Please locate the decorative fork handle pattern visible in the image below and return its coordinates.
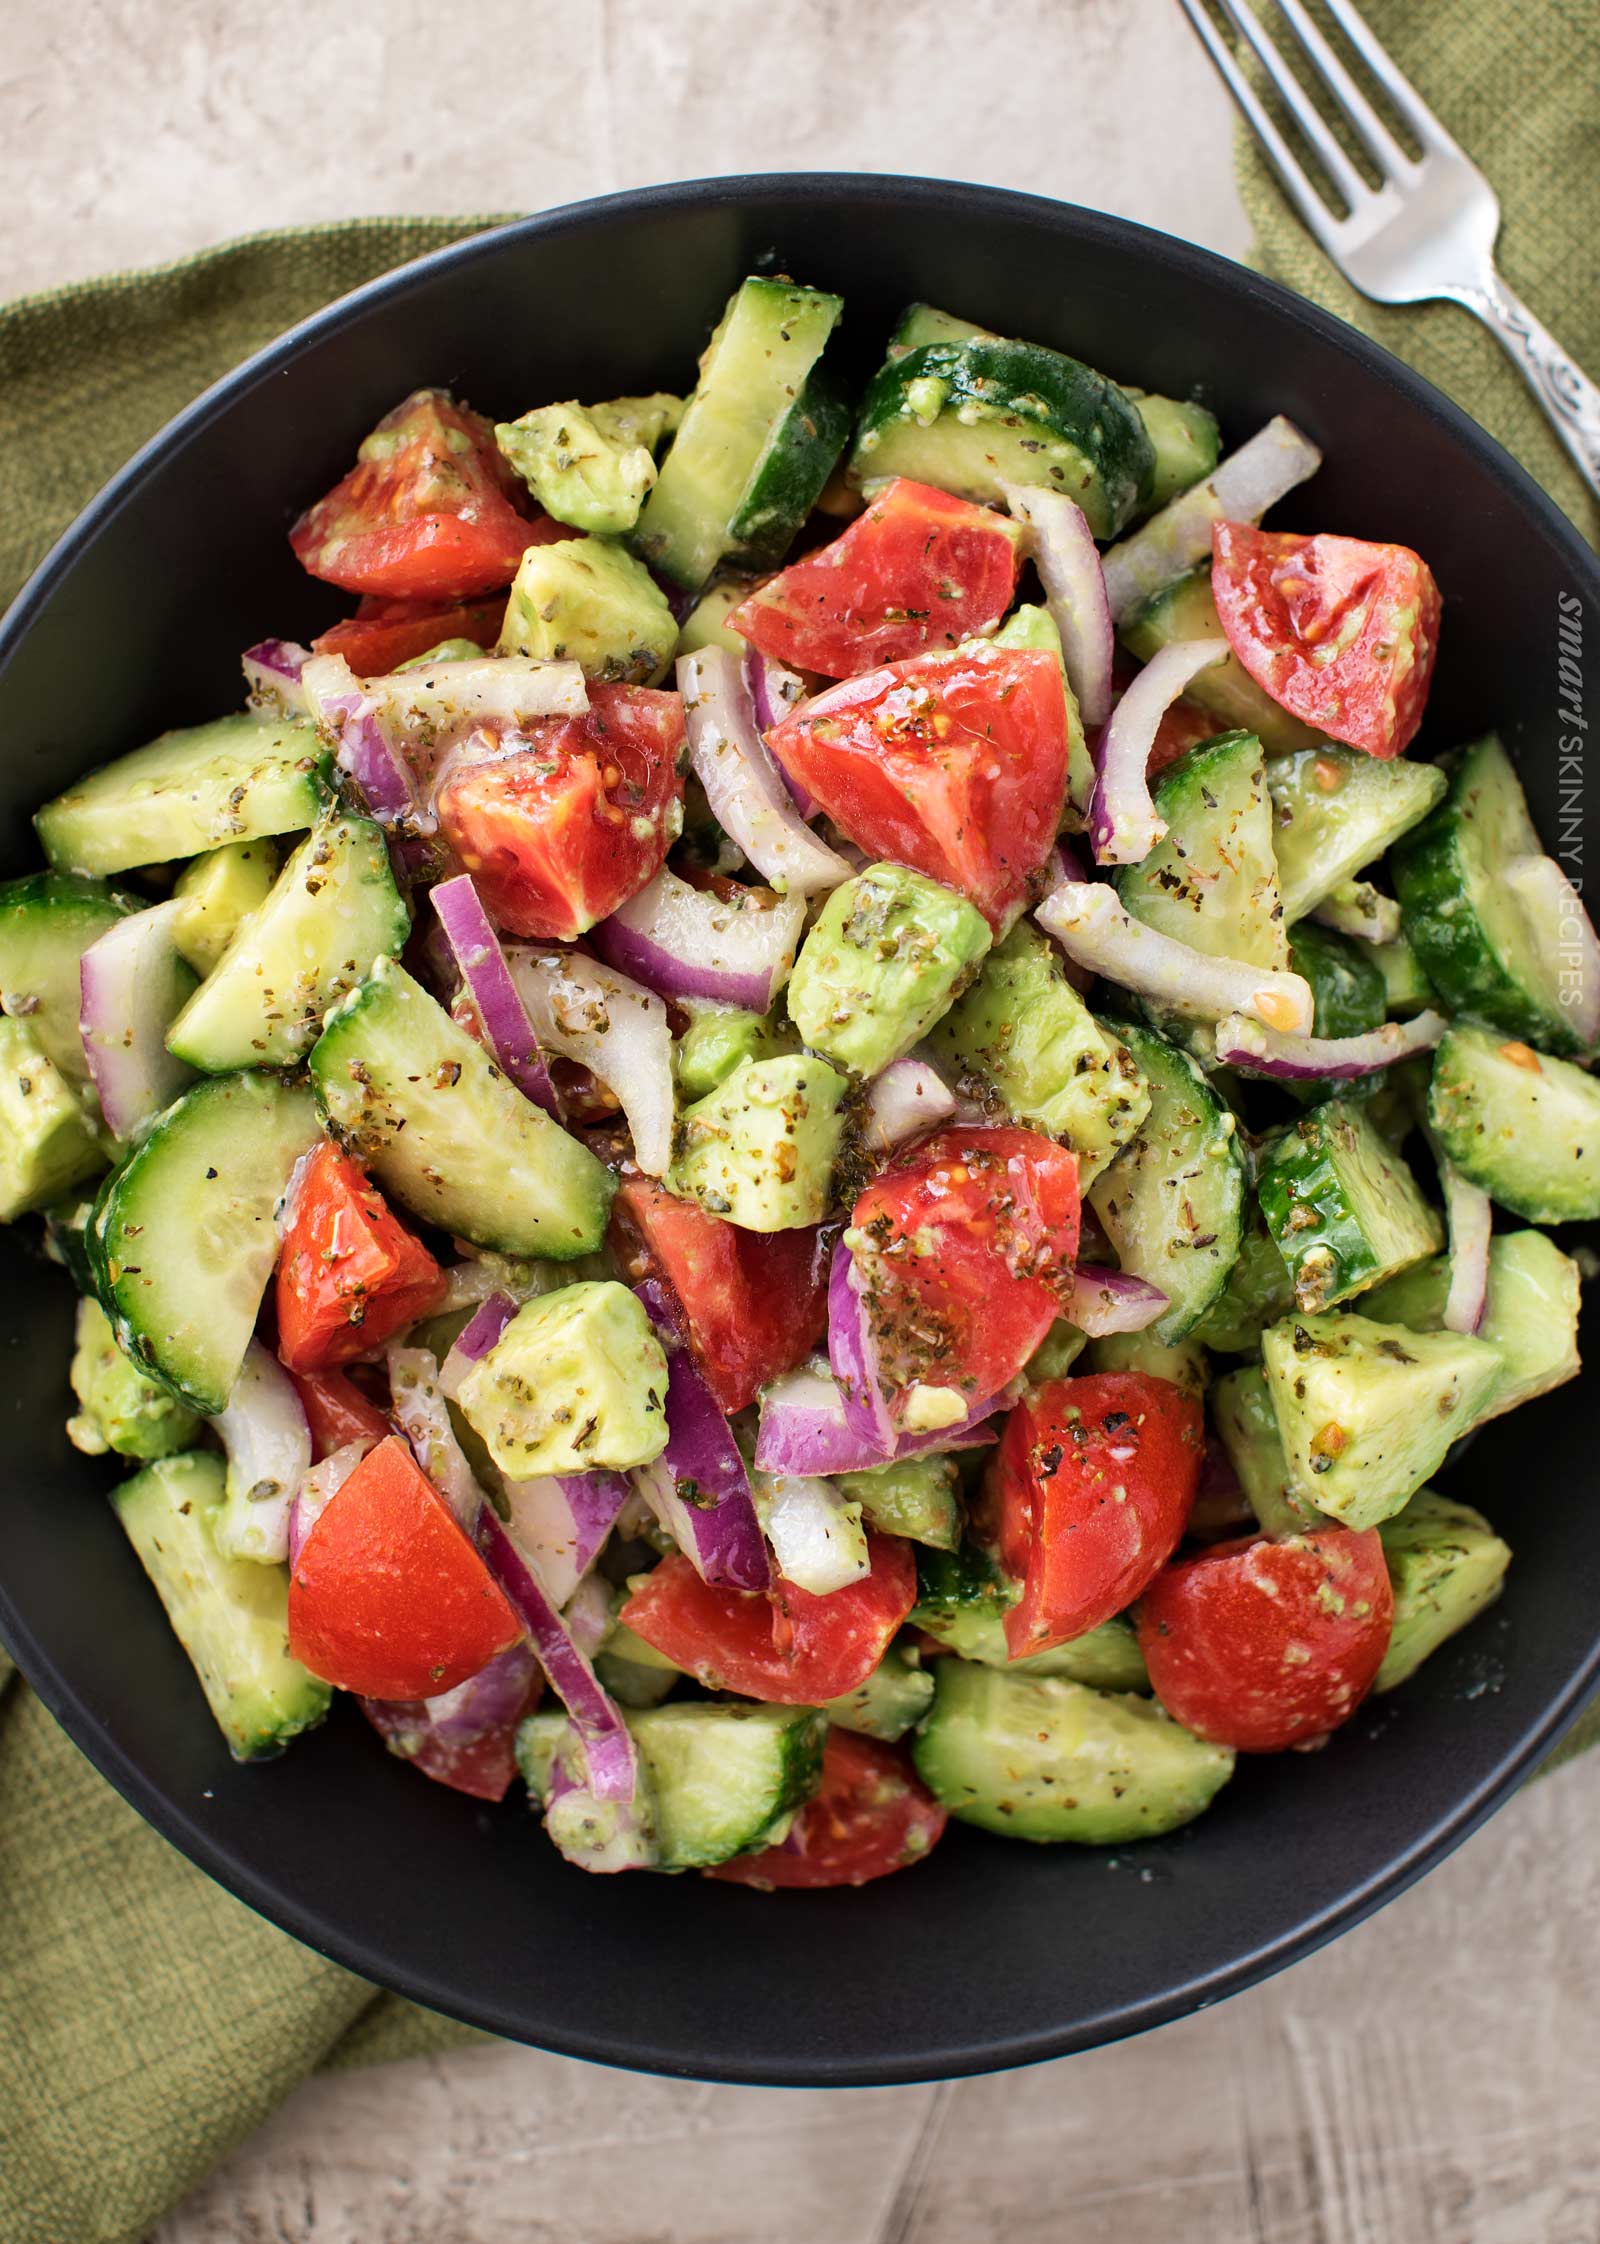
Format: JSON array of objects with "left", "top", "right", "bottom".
[{"left": 1457, "top": 270, "right": 1600, "bottom": 502}]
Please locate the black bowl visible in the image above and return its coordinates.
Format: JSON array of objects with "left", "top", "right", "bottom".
[{"left": 2, "top": 176, "right": 1597, "bottom": 2087}]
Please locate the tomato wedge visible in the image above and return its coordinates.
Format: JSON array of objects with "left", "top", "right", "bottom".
[
  {"left": 728, "top": 478, "right": 1022, "bottom": 677},
  {"left": 1210, "top": 522, "right": 1441, "bottom": 759},
  {"left": 311, "top": 593, "right": 510, "bottom": 676},
  {"left": 850, "top": 1126, "right": 1080, "bottom": 1417},
  {"left": 980, "top": 1372, "right": 1203, "bottom": 1657},
  {"left": 290, "top": 388, "right": 558, "bottom": 602},
  {"left": 288, "top": 1436, "right": 521, "bottom": 1699},
  {"left": 359, "top": 1651, "right": 542, "bottom": 1803},
  {"left": 764, "top": 643, "right": 1070, "bottom": 930},
  {"left": 1137, "top": 1527, "right": 1394, "bottom": 1752},
  {"left": 608, "top": 1176, "right": 831, "bottom": 1413},
  {"left": 706, "top": 1730, "right": 947, "bottom": 1888},
  {"left": 435, "top": 683, "right": 685, "bottom": 939},
  {"left": 289, "top": 1367, "right": 393, "bottom": 1460},
  {"left": 275, "top": 1142, "right": 446, "bottom": 1373},
  {"left": 620, "top": 1536, "right": 917, "bottom": 1705}
]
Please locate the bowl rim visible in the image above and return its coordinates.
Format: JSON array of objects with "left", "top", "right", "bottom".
[{"left": 3, "top": 171, "right": 1599, "bottom": 2086}]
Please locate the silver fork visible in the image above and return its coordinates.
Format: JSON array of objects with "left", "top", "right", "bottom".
[{"left": 1179, "top": 0, "right": 1600, "bottom": 503}]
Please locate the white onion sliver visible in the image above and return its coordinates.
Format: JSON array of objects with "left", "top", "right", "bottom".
[
  {"left": 753, "top": 1472, "right": 870, "bottom": 1596},
  {"left": 1308, "top": 880, "right": 1403, "bottom": 945},
  {"left": 508, "top": 946, "right": 674, "bottom": 1174},
  {"left": 1088, "top": 640, "right": 1226, "bottom": 866},
  {"left": 242, "top": 639, "right": 312, "bottom": 718},
  {"left": 1101, "top": 417, "right": 1323, "bottom": 623},
  {"left": 861, "top": 1058, "right": 959, "bottom": 1158},
  {"left": 1001, "top": 483, "right": 1114, "bottom": 728},
  {"left": 1037, "top": 881, "right": 1314, "bottom": 1035},
  {"left": 677, "top": 647, "right": 852, "bottom": 897},
  {"left": 1440, "top": 1160, "right": 1493, "bottom": 1336},
  {"left": 1212, "top": 1007, "right": 1449, "bottom": 1081},
  {"left": 78, "top": 900, "right": 198, "bottom": 1141},
  {"left": 301, "top": 652, "right": 420, "bottom": 826},
  {"left": 387, "top": 1345, "right": 484, "bottom": 1529},
  {"left": 208, "top": 1341, "right": 313, "bottom": 1565},
  {"left": 287, "top": 1439, "right": 373, "bottom": 1570},
  {"left": 1502, "top": 852, "right": 1600, "bottom": 1048}
]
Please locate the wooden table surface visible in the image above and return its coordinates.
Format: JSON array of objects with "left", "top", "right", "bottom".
[{"left": 3, "top": 6, "right": 1594, "bottom": 2239}]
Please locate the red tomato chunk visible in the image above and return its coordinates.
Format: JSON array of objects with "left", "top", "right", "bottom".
[
  {"left": 707, "top": 1730, "right": 947, "bottom": 1889},
  {"left": 276, "top": 1142, "right": 445, "bottom": 1373}
]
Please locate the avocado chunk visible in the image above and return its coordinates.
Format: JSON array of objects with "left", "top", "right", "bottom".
[
  {"left": 1132, "top": 394, "right": 1222, "bottom": 509},
  {"left": 1257, "top": 1099, "right": 1443, "bottom": 1315},
  {"left": 834, "top": 1452, "right": 963, "bottom": 1551},
  {"left": 171, "top": 839, "right": 279, "bottom": 975},
  {"left": 496, "top": 396, "right": 680, "bottom": 536},
  {"left": 930, "top": 920, "right": 1149, "bottom": 1183},
  {"left": 675, "top": 1003, "right": 789, "bottom": 1101},
  {"left": 1211, "top": 1362, "right": 1327, "bottom": 1538},
  {"left": 67, "top": 1296, "right": 201, "bottom": 1461},
  {"left": 0, "top": 1017, "right": 105, "bottom": 1219},
  {"left": 498, "top": 533, "right": 678, "bottom": 683},
  {"left": 1192, "top": 1213, "right": 1295, "bottom": 1353},
  {"left": 1083, "top": 1325, "right": 1209, "bottom": 1397},
  {"left": 457, "top": 1280, "right": 669, "bottom": 1479},
  {"left": 1261, "top": 1311, "right": 1502, "bottom": 1530},
  {"left": 1023, "top": 1318, "right": 1090, "bottom": 1384},
  {"left": 988, "top": 603, "right": 1093, "bottom": 822},
  {"left": 674, "top": 579, "right": 754, "bottom": 659},
  {"left": 1375, "top": 1490, "right": 1510, "bottom": 1693},
  {"left": 669, "top": 1053, "right": 848, "bottom": 1231},
  {"left": 825, "top": 1642, "right": 935, "bottom": 1741},
  {"left": 911, "top": 1543, "right": 1149, "bottom": 1689},
  {"left": 787, "top": 862, "right": 990, "bottom": 1079},
  {"left": 1361, "top": 1228, "right": 1582, "bottom": 1426},
  {"left": 913, "top": 1663, "right": 1232, "bottom": 1844}
]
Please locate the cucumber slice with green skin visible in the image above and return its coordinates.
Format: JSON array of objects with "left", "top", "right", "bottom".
[
  {"left": 310, "top": 955, "right": 615, "bottom": 1257},
  {"left": 834, "top": 1453, "right": 963, "bottom": 1551},
  {"left": 1086, "top": 1022, "right": 1247, "bottom": 1343},
  {"left": 1257, "top": 1098, "right": 1443, "bottom": 1316},
  {"left": 1261, "top": 1310, "right": 1502, "bottom": 1530},
  {"left": 112, "top": 1450, "right": 332, "bottom": 1761},
  {"left": 632, "top": 278, "right": 844, "bottom": 591},
  {"left": 1392, "top": 734, "right": 1587, "bottom": 1056},
  {"left": 849, "top": 337, "right": 1155, "bottom": 540},
  {"left": 35, "top": 715, "right": 331, "bottom": 878},
  {"left": 1132, "top": 395, "right": 1222, "bottom": 511},
  {"left": 1269, "top": 742, "right": 1448, "bottom": 928},
  {"left": 1363, "top": 1228, "right": 1581, "bottom": 1425},
  {"left": 1191, "top": 1213, "right": 1295, "bottom": 1353},
  {"left": 726, "top": 364, "right": 852, "bottom": 570},
  {"left": 1375, "top": 1490, "right": 1510, "bottom": 1694},
  {"left": 824, "top": 1643, "right": 935, "bottom": 1741},
  {"left": 0, "top": 871, "right": 134, "bottom": 1088},
  {"left": 888, "top": 304, "right": 992, "bottom": 357},
  {"left": 911, "top": 1544, "right": 1150, "bottom": 1690},
  {"left": 1428, "top": 1021, "right": 1600, "bottom": 1223},
  {"left": 1120, "top": 567, "right": 1320, "bottom": 755},
  {"left": 167, "top": 812, "right": 408, "bottom": 1072},
  {"left": 89, "top": 1072, "right": 319, "bottom": 1413},
  {"left": 913, "top": 1663, "right": 1232, "bottom": 1844},
  {"left": 1368, "top": 931, "right": 1436, "bottom": 1018},
  {"left": 1284, "top": 922, "right": 1388, "bottom": 1108},
  {"left": 1212, "top": 1362, "right": 1328, "bottom": 1538}
]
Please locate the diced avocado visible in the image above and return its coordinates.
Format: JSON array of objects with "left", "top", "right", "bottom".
[
  {"left": 835, "top": 1453, "right": 963, "bottom": 1550},
  {"left": 170, "top": 839, "right": 280, "bottom": 975},
  {"left": 0, "top": 870, "right": 134, "bottom": 1090},
  {"left": 913, "top": 1664, "right": 1232, "bottom": 1844},
  {"left": 988, "top": 604, "right": 1093, "bottom": 823},
  {"left": 1023, "top": 1318, "right": 1090, "bottom": 1383},
  {"left": 594, "top": 1614, "right": 682, "bottom": 1709},
  {"left": 498, "top": 533, "right": 677, "bottom": 684},
  {"left": 1192, "top": 1213, "right": 1295, "bottom": 1354},
  {"left": 669, "top": 1053, "right": 848, "bottom": 1231},
  {"left": 1257, "top": 1099, "right": 1443, "bottom": 1315},
  {"left": 1375, "top": 1490, "right": 1510, "bottom": 1693},
  {"left": 1083, "top": 1325, "right": 1209, "bottom": 1397},
  {"left": 111, "top": 1451, "right": 331, "bottom": 1761},
  {"left": 825, "top": 1643, "right": 935, "bottom": 1741},
  {"left": 496, "top": 401, "right": 662, "bottom": 535},
  {"left": 0, "top": 1017, "right": 105, "bottom": 1219},
  {"left": 675, "top": 1003, "right": 788, "bottom": 1101},
  {"left": 1120, "top": 567, "right": 1318, "bottom": 755},
  {"left": 1212, "top": 1363, "right": 1327, "bottom": 1538},
  {"left": 1132, "top": 394, "right": 1222, "bottom": 509},
  {"left": 67, "top": 1295, "right": 200, "bottom": 1460},
  {"left": 1261, "top": 1311, "right": 1502, "bottom": 1530},
  {"left": 674, "top": 580, "right": 753, "bottom": 659},
  {"left": 1428, "top": 1022, "right": 1600, "bottom": 1225},
  {"left": 1369, "top": 932, "right": 1435, "bottom": 1017},
  {"left": 930, "top": 922, "right": 1149, "bottom": 1183},
  {"left": 910, "top": 1543, "right": 1150, "bottom": 1689},
  {"left": 1362, "top": 1228, "right": 1582, "bottom": 1426},
  {"left": 787, "top": 862, "right": 990, "bottom": 1079},
  {"left": 396, "top": 638, "right": 483, "bottom": 668},
  {"left": 457, "top": 1280, "right": 669, "bottom": 1479},
  {"left": 1269, "top": 742, "right": 1448, "bottom": 927}
]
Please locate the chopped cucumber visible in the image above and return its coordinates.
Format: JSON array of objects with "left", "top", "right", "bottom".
[
  {"left": 35, "top": 714, "right": 329, "bottom": 877},
  {"left": 112, "top": 1451, "right": 331, "bottom": 1760},
  {"left": 835, "top": 1453, "right": 963, "bottom": 1551},
  {"left": 825, "top": 1644, "right": 935, "bottom": 1741},
  {"left": 1270, "top": 743, "right": 1447, "bottom": 925},
  {"left": 1375, "top": 1490, "right": 1510, "bottom": 1693},
  {"left": 167, "top": 812, "right": 408, "bottom": 1072},
  {"left": 1120, "top": 567, "right": 1318, "bottom": 755},
  {"left": 0, "top": 1016, "right": 105, "bottom": 1218},
  {"left": 171, "top": 839, "right": 280, "bottom": 975},
  {"left": 0, "top": 870, "right": 133, "bottom": 1088},
  {"left": 727, "top": 365, "right": 853, "bottom": 570},
  {"left": 1086, "top": 1023, "right": 1246, "bottom": 1343},
  {"left": 1285, "top": 920, "right": 1387, "bottom": 1104},
  {"left": 1212, "top": 1362, "right": 1327, "bottom": 1538},
  {"left": 673, "top": 579, "right": 753, "bottom": 659},
  {"left": 1261, "top": 1311, "right": 1502, "bottom": 1530},
  {"left": 1257, "top": 1099, "right": 1442, "bottom": 1314},
  {"left": 1428, "top": 1021, "right": 1600, "bottom": 1223},
  {"left": 1133, "top": 394, "right": 1222, "bottom": 510},
  {"left": 1191, "top": 1213, "right": 1294, "bottom": 1354},
  {"left": 67, "top": 1295, "right": 200, "bottom": 1460},
  {"left": 1362, "top": 1228, "right": 1582, "bottom": 1426},
  {"left": 1023, "top": 1318, "right": 1090, "bottom": 1384},
  {"left": 910, "top": 1544, "right": 1149, "bottom": 1690},
  {"left": 1084, "top": 1325, "right": 1209, "bottom": 1397},
  {"left": 913, "top": 1664, "right": 1233, "bottom": 1845},
  {"left": 888, "top": 303, "right": 990, "bottom": 356},
  {"left": 1369, "top": 931, "right": 1435, "bottom": 1018},
  {"left": 89, "top": 1071, "right": 319, "bottom": 1413},
  {"left": 594, "top": 1619, "right": 682, "bottom": 1710},
  {"left": 1394, "top": 734, "right": 1587, "bottom": 1055},
  {"left": 309, "top": 956, "right": 614, "bottom": 1257}
]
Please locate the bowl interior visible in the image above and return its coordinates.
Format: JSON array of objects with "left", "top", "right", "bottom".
[{"left": 2, "top": 177, "right": 1597, "bottom": 2085}]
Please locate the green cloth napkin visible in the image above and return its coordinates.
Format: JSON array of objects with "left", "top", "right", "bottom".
[{"left": 2, "top": 40, "right": 1598, "bottom": 2225}]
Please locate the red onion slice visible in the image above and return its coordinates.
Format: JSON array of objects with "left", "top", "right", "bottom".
[
  {"left": 1037, "top": 881, "right": 1314, "bottom": 1035},
  {"left": 79, "top": 900, "right": 198, "bottom": 1141},
  {"left": 439, "top": 1291, "right": 520, "bottom": 1398},
  {"left": 301, "top": 652, "right": 422, "bottom": 828},
  {"left": 1101, "top": 416, "right": 1324, "bottom": 623},
  {"left": 431, "top": 874, "right": 559, "bottom": 1113},
  {"left": 562, "top": 1573, "right": 616, "bottom": 1662},
  {"left": 1088, "top": 641, "right": 1227, "bottom": 866},
  {"left": 754, "top": 1357, "right": 1001, "bottom": 1478},
  {"left": 359, "top": 1640, "right": 540, "bottom": 1797},
  {"left": 1440, "top": 1160, "right": 1493, "bottom": 1336},
  {"left": 632, "top": 1289, "right": 770, "bottom": 1591},
  {"left": 501, "top": 1470, "right": 632, "bottom": 1606},
  {"left": 1001, "top": 483, "right": 1114, "bottom": 727},
  {"left": 754, "top": 1472, "right": 868, "bottom": 1595},
  {"left": 1309, "top": 881, "right": 1403, "bottom": 945},
  {"left": 387, "top": 1345, "right": 484, "bottom": 1529},
  {"left": 287, "top": 1438, "right": 373, "bottom": 1570},
  {"left": 1212, "top": 1006, "right": 1450, "bottom": 1081},
  {"left": 593, "top": 863, "right": 805, "bottom": 1012},
  {"left": 745, "top": 646, "right": 805, "bottom": 734},
  {"left": 1067, "top": 1267, "right": 1170, "bottom": 1337},
  {"left": 242, "top": 639, "right": 312, "bottom": 718},
  {"left": 826, "top": 1236, "right": 895, "bottom": 1460},
  {"left": 506, "top": 946, "right": 674, "bottom": 1175},
  {"left": 678, "top": 647, "right": 852, "bottom": 897},
  {"left": 1502, "top": 853, "right": 1600, "bottom": 1048},
  {"left": 861, "top": 1059, "right": 958, "bottom": 1159},
  {"left": 208, "top": 1341, "right": 313, "bottom": 1565}
]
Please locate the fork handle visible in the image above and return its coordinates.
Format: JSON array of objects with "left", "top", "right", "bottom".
[{"left": 1456, "top": 270, "right": 1600, "bottom": 504}]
